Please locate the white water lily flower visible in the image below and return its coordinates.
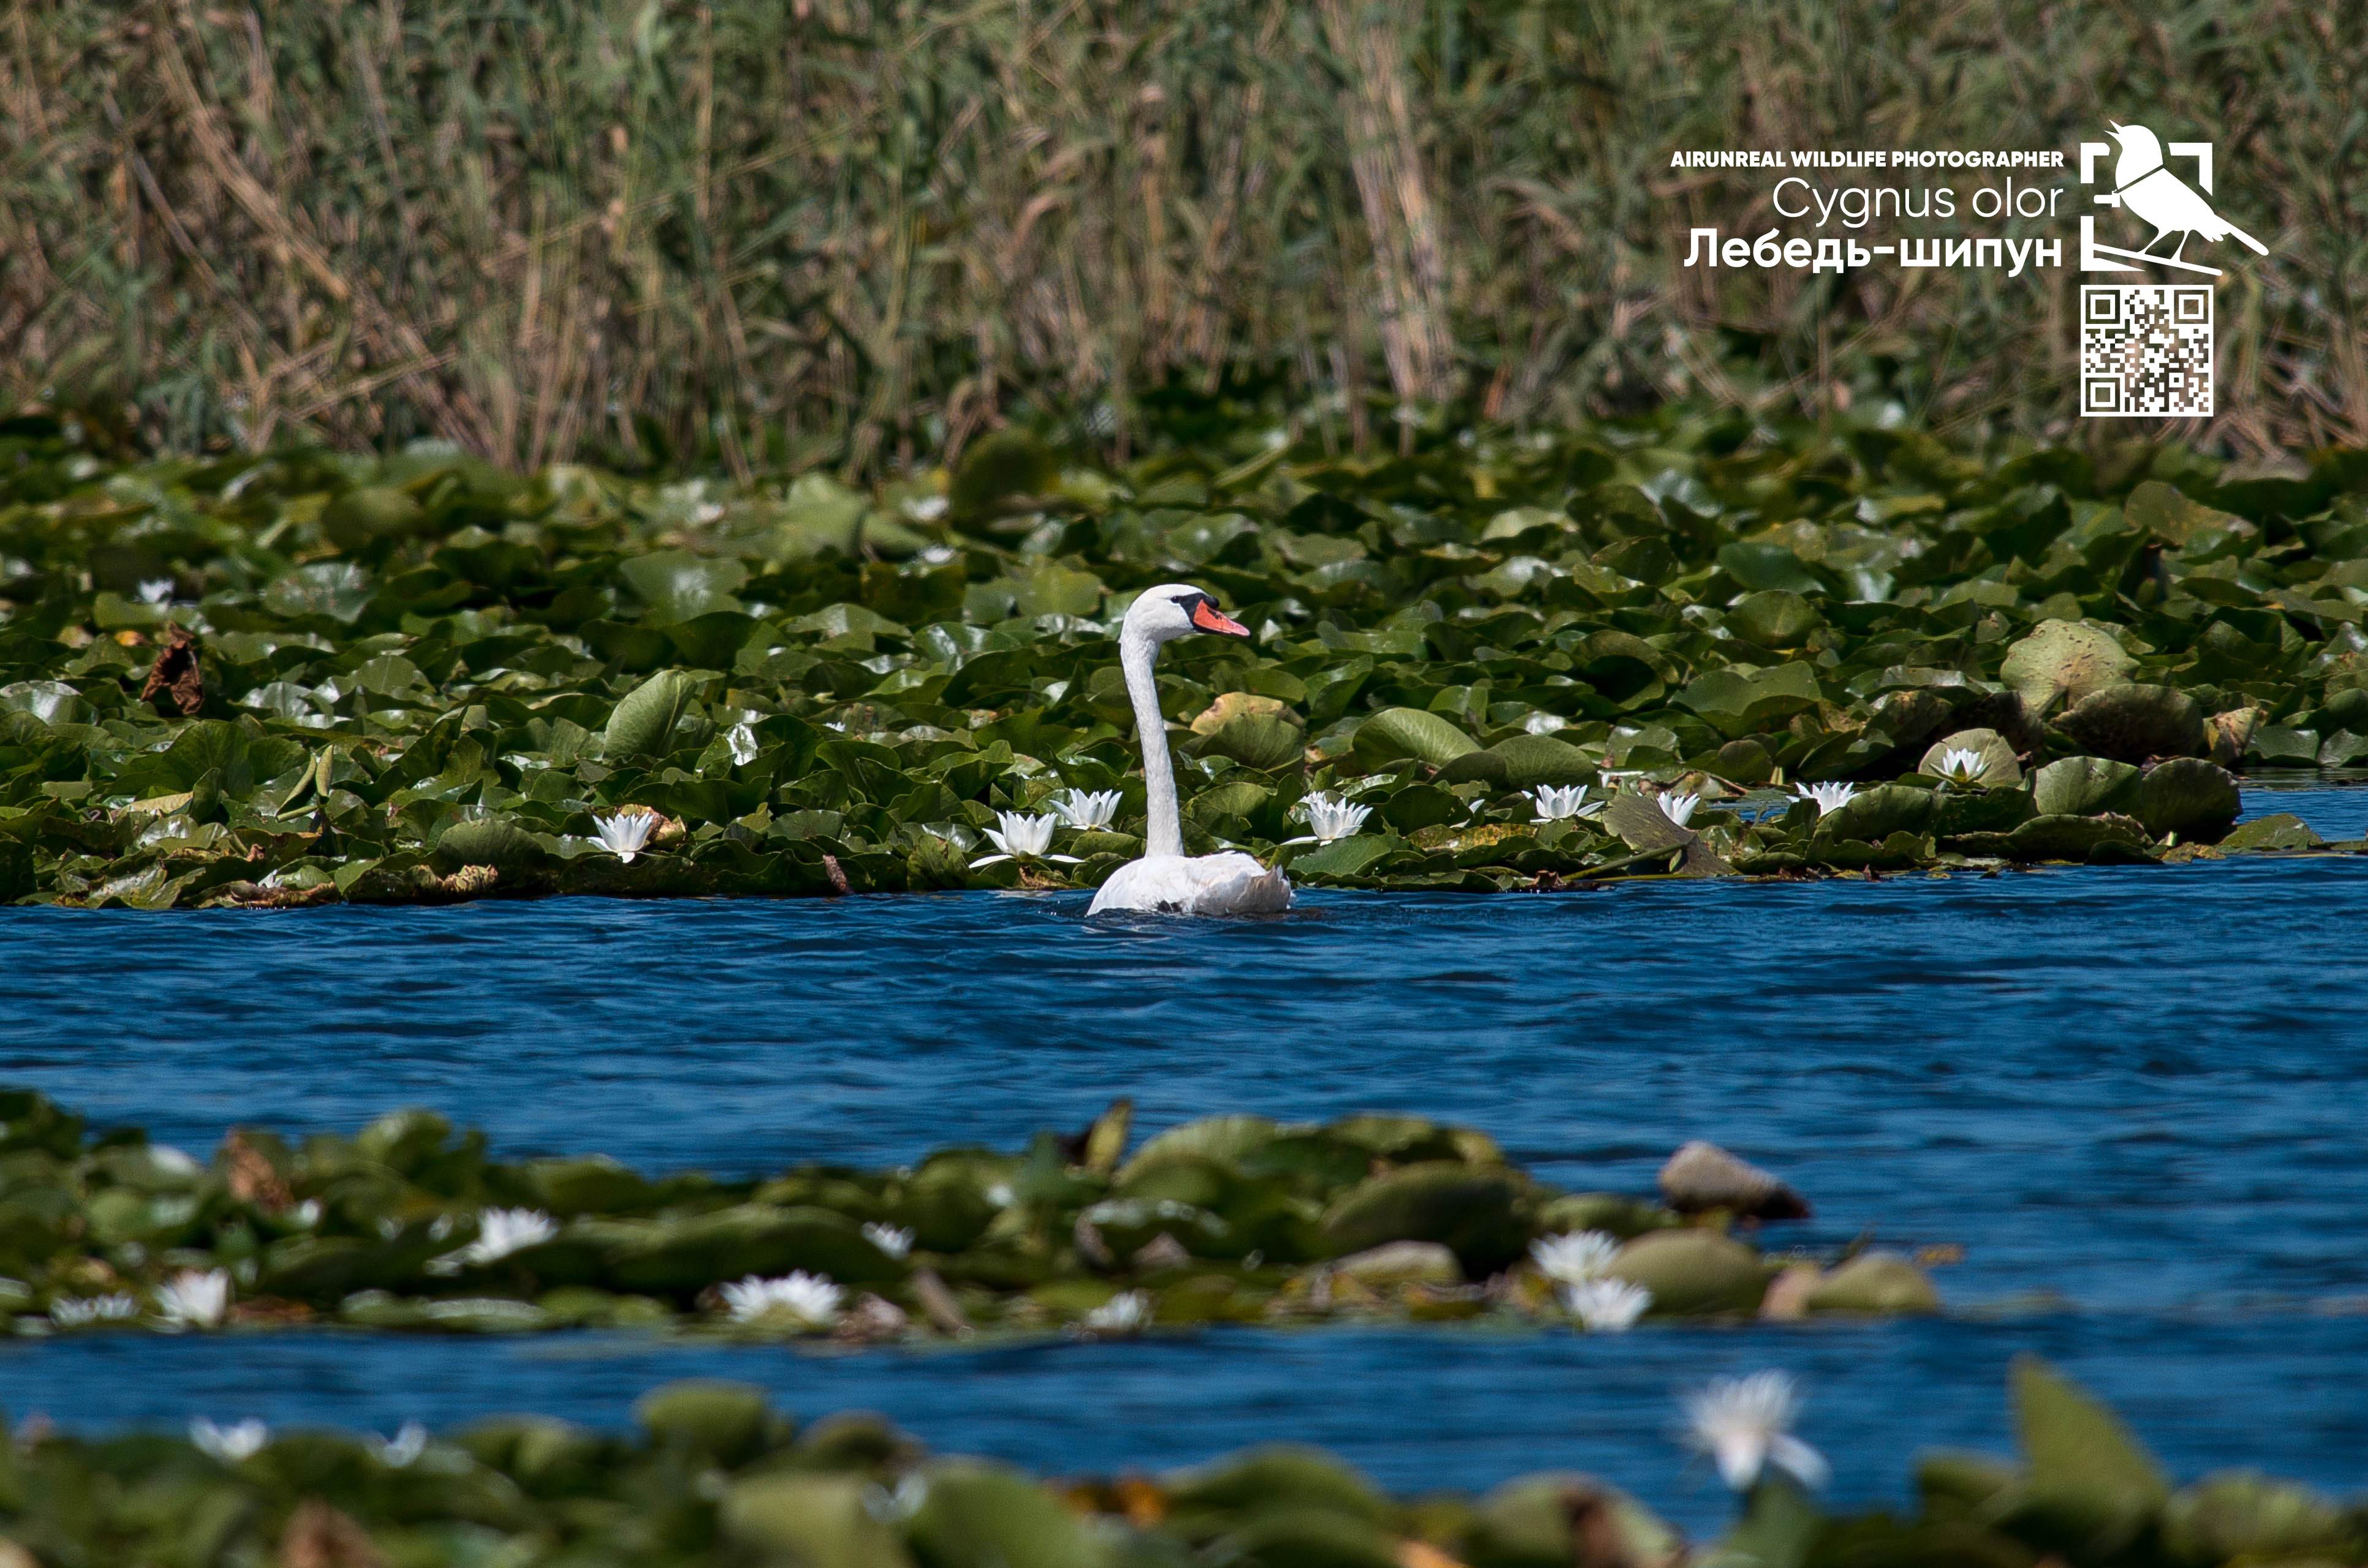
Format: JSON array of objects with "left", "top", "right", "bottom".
[
  {"left": 592, "top": 810, "right": 658, "bottom": 864},
  {"left": 374, "top": 1422, "right": 429, "bottom": 1468},
  {"left": 1684, "top": 1370, "right": 1828, "bottom": 1491},
  {"left": 1934, "top": 747, "right": 1987, "bottom": 786},
  {"left": 156, "top": 1268, "right": 232, "bottom": 1330},
  {"left": 862, "top": 1223, "right": 914, "bottom": 1259},
  {"left": 1562, "top": 1277, "right": 1652, "bottom": 1332},
  {"left": 428, "top": 1208, "right": 557, "bottom": 1273},
  {"left": 1527, "top": 784, "right": 1604, "bottom": 823},
  {"left": 1657, "top": 791, "right": 1701, "bottom": 827},
  {"left": 137, "top": 578, "right": 176, "bottom": 605},
  {"left": 721, "top": 1270, "right": 844, "bottom": 1329},
  {"left": 1051, "top": 789, "right": 1122, "bottom": 830},
  {"left": 726, "top": 723, "right": 760, "bottom": 766},
  {"left": 1795, "top": 782, "right": 1858, "bottom": 816},
  {"left": 191, "top": 1417, "right": 270, "bottom": 1463},
  {"left": 1082, "top": 1291, "right": 1151, "bottom": 1334},
  {"left": 1281, "top": 791, "right": 1373, "bottom": 846},
  {"left": 970, "top": 810, "right": 1082, "bottom": 867},
  {"left": 1529, "top": 1231, "right": 1620, "bottom": 1287},
  {"left": 50, "top": 1293, "right": 140, "bottom": 1327},
  {"left": 906, "top": 493, "right": 949, "bottom": 522}
]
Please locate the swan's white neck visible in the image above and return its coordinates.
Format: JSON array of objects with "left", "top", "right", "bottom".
[{"left": 1121, "top": 627, "right": 1183, "bottom": 858}]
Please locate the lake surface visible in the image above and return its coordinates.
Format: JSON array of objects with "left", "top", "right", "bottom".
[{"left": 2, "top": 786, "right": 2364, "bottom": 1532}]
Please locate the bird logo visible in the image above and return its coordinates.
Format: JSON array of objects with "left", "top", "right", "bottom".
[{"left": 2099, "top": 121, "right": 2266, "bottom": 265}]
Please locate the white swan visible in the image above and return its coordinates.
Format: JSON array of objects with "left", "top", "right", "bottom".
[{"left": 1087, "top": 584, "right": 1293, "bottom": 916}]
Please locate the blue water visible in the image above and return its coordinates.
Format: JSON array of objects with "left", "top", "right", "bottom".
[{"left": 2, "top": 787, "right": 2365, "bottom": 1532}]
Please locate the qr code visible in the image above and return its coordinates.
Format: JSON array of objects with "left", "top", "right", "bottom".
[{"left": 2081, "top": 285, "right": 2212, "bottom": 417}]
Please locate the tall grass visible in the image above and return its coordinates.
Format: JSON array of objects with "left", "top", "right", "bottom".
[{"left": 2, "top": 0, "right": 2362, "bottom": 471}]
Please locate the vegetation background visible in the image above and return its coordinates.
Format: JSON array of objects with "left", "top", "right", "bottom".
[{"left": 3, "top": 0, "right": 2361, "bottom": 475}]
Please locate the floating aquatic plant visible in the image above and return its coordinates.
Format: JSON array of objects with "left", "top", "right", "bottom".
[
  {"left": 1287, "top": 791, "right": 1373, "bottom": 844},
  {"left": 1795, "top": 782, "right": 1857, "bottom": 816},
  {"left": 863, "top": 1222, "right": 915, "bottom": 1259},
  {"left": 1527, "top": 784, "right": 1603, "bottom": 822},
  {"left": 156, "top": 1268, "right": 231, "bottom": 1330},
  {"left": 1530, "top": 1231, "right": 1619, "bottom": 1287},
  {"left": 721, "top": 1270, "right": 844, "bottom": 1330},
  {"left": 431, "top": 1207, "right": 558, "bottom": 1271},
  {"left": 49, "top": 1292, "right": 140, "bottom": 1327},
  {"left": 1684, "top": 1371, "right": 1828, "bottom": 1491},
  {"left": 0, "top": 1086, "right": 1945, "bottom": 1344},
  {"left": 1081, "top": 1291, "right": 1152, "bottom": 1336},
  {"left": 591, "top": 810, "right": 658, "bottom": 864},
  {"left": 1051, "top": 790, "right": 1123, "bottom": 829},
  {"left": 970, "top": 810, "right": 1081, "bottom": 867},
  {"left": 1933, "top": 748, "right": 1988, "bottom": 787},
  {"left": 4, "top": 1360, "right": 2339, "bottom": 1566},
  {"left": 1563, "top": 1277, "right": 1652, "bottom": 1332},
  {"left": 190, "top": 1417, "right": 270, "bottom": 1463}
]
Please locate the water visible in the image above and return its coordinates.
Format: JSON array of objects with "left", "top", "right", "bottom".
[{"left": 3, "top": 788, "right": 2365, "bottom": 1532}]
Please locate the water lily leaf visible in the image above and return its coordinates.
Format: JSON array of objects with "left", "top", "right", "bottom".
[
  {"left": 2219, "top": 812, "right": 2321, "bottom": 853},
  {"left": 1813, "top": 783, "right": 1937, "bottom": 842},
  {"left": 1727, "top": 589, "right": 1822, "bottom": 647},
  {"left": 433, "top": 818, "right": 548, "bottom": 873},
  {"left": 664, "top": 611, "right": 763, "bottom": 669},
  {"left": 722, "top": 1472, "right": 917, "bottom": 1567},
  {"left": 321, "top": 486, "right": 425, "bottom": 552},
  {"left": 2013, "top": 1356, "right": 2169, "bottom": 1552},
  {"left": 0, "top": 680, "right": 86, "bottom": 725},
  {"left": 1717, "top": 541, "right": 1825, "bottom": 595},
  {"left": 1119, "top": 1117, "right": 1279, "bottom": 1186},
  {"left": 1350, "top": 707, "right": 1478, "bottom": 769},
  {"left": 2126, "top": 480, "right": 2253, "bottom": 551},
  {"left": 1804, "top": 1250, "right": 1940, "bottom": 1314},
  {"left": 2162, "top": 1472, "right": 2356, "bottom": 1564},
  {"left": 1999, "top": 619, "right": 2135, "bottom": 714},
  {"left": 603, "top": 669, "right": 700, "bottom": 759},
  {"left": 1606, "top": 1229, "right": 1767, "bottom": 1314},
  {"left": 2135, "top": 758, "right": 2240, "bottom": 840},
  {"left": 1676, "top": 662, "right": 1823, "bottom": 738},
  {"left": 2029, "top": 755, "right": 2141, "bottom": 817},
  {"left": 1486, "top": 733, "right": 1595, "bottom": 788},
  {"left": 263, "top": 561, "right": 374, "bottom": 623},
  {"left": 2002, "top": 812, "right": 2153, "bottom": 863},
  {"left": 1285, "top": 835, "right": 1400, "bottom": 878},
  {"left": 1195, "top": 712, "right": 1303, "bottom": 771},
  {"left": 2054, "top": 683, "right": 2201, "bottom": 763},
  {"left": 1319, "top": 1162, "right": 1530, "bottom": 1273},
  {"left": 619, "top": 551, "right": 746, "bottom": 624},
  {"left": 906, "top": 1460, "right": 1099, "bottom": 1568},
  {"left": 1467, "top": 1475, "right": 1683, "bottom": 1568}
]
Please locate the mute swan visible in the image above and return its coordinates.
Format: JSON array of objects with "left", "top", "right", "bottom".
[{"left": 1087, "top": 584, "right": 1294, "bottom": 916}]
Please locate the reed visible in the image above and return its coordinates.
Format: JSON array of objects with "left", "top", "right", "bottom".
[{"left": 2, "top": 0, "right": 2361, "bottom": 471}]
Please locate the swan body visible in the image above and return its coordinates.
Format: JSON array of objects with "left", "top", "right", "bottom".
[
  {"left": 1087, "top": 583, "right": 1294, "bottom": 916},
  {"left": 1088, "top": 851, "right": 1292, "bottom": 916}
]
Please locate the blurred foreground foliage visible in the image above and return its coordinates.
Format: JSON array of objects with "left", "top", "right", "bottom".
[{"left": 1, "top": 1357, "right": 2358, "bottom": 1568}]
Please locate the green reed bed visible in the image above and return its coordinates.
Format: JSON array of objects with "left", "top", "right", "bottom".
[
  {"left": 0, "top": 405, "right": 2364, "bottom": 907},
  {"left": 6, "top": 2, "right": 2364, "bottom": 466},
  {"left": 0, "top": 1087, "right": 1934, "bottom": 1343},
  {"left": 2, "top": 1360, "right": 2358, "bottom": 1568}
]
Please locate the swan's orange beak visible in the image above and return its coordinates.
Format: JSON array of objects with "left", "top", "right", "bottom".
[{"left": 1190, "top": 600, "right": 1250, "bottom": 636}]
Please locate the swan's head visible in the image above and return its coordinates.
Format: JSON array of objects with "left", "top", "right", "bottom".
[{"left": 1122, "top": 582, "right": 1249, "bottom": 645}]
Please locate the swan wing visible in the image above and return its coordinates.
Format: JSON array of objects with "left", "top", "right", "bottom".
[{"left": 1088, "top": 853, "right": 1293, "bottom": 916}]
